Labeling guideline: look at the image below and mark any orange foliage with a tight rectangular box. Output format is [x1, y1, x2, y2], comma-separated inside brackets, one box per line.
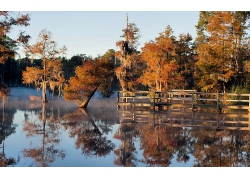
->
[140, 26, 183, 91]
[63, 57, 114, 106]
[195, 11, 247, 92]
[22, 29, 66, 102]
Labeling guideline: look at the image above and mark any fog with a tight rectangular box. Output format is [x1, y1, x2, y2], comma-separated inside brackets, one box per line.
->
[3, 87, 118, 111]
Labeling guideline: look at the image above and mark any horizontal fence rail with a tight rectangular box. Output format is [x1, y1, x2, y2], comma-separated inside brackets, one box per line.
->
[117, 90, 250, 112]
[117, 90, 250, 130]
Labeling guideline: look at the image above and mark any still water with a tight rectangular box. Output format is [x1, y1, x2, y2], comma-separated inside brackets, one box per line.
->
[1, 87, 250, 167]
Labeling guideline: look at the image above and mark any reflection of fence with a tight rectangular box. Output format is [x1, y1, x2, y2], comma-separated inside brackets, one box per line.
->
[117, 90, 250, 112]
[118, 110, 250, 131]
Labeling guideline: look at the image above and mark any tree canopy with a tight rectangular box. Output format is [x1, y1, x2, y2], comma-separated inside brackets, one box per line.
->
[63, 56, 115, 108]
[22, 29, 67, 102]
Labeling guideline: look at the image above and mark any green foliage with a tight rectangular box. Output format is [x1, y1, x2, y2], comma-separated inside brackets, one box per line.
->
[227, 84, 250, 105]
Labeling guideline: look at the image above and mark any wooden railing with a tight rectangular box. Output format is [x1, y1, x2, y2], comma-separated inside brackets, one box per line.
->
[117, 90, 250, 112]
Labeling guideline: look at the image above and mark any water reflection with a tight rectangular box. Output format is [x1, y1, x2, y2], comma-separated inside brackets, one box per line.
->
[191, 128, 250, 167]
[22, 103, 65, 167]
[137, 124, 189, 166]
[117, 109, 250, 167]
[113, 123, 139, 167]
[0, 103, 18, 167]
[2, 87, 250, 167]
[62, 108, 115, 157]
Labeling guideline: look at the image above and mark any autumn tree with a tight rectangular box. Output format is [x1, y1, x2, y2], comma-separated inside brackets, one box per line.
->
[115, 15, 143, 92]
[195, 11, 250, 92]
[22, 29, 67, 103]
[140, 25, 183, 91]
[63, 57, 114, 108]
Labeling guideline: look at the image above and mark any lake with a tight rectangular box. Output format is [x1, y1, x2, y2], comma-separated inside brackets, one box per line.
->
[1, 87, 250, 167]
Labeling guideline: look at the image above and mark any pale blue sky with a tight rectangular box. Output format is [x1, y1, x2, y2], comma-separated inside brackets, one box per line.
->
[5, 0, 242, 59]
[8, 11, 199, 59]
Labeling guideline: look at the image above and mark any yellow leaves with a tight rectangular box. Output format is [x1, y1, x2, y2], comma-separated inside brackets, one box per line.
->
[22, 66, 43, 84]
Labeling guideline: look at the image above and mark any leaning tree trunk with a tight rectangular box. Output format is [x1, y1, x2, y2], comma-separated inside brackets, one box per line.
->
[78, 87, 98, 108]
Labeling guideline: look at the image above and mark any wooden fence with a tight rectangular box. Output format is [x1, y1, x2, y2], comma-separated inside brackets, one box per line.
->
[117, 90, 250, 112]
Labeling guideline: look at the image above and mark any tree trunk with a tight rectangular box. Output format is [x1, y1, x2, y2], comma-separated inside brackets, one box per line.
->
[42, 81, 48, 103]
[78, 87, 98, 108]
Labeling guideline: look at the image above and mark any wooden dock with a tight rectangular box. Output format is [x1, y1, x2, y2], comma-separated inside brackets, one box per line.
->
[117, 90, 250, 112]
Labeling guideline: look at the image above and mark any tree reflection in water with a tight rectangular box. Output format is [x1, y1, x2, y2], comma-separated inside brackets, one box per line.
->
[191, 128, 250, 167]
[62, 108, 115, 158]
[115, 108, 250, 167]
[3, 86, 250, 167]
[22, 103, 65, 167]
[0, 103, 19, 167]
[137, 122, 250, 167]
[137, 124, 180, 166]
[113, 123, 139, 167]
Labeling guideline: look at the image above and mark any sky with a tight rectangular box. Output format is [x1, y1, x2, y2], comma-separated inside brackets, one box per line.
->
[3, 0, 244, 59]
[8, 11, 199, 59]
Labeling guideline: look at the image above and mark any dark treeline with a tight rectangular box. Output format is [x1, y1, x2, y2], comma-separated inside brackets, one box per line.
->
[0, 51, 120, 90]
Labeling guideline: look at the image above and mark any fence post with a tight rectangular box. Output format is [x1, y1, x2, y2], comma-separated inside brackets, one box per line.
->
[153, 91, 156, 111]
[133, 92, 135, 109]
[249, 95, 250, 113]
[217, 92, 221, 113]
[192, 93, 194, 111]
[117, 91, 120, 109]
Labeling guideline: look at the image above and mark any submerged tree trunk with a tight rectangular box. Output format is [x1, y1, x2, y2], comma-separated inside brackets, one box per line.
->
[78, 87, 98, 108]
